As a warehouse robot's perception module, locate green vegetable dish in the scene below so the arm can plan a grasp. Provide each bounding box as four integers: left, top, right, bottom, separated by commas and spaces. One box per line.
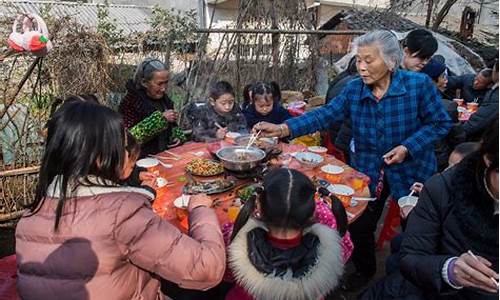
129, 111, 169, 144
237, 185, 256, 203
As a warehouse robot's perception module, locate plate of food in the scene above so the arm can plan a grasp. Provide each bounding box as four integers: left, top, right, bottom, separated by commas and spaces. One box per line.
236, 183, 260, 203
183, 179, 236, 195
186, 158, 224, 176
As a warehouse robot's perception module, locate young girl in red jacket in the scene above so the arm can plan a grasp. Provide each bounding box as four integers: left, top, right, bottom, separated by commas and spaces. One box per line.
222, 168, 352, 300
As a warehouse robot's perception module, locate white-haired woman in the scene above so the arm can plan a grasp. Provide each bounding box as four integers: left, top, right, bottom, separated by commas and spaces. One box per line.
119, 58, 179, 156
254, 30, 452, 288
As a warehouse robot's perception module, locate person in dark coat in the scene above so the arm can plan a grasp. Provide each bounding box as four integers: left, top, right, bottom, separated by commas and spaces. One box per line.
399, 122, 499, 299
446, 68, 493, 103
360, 122, 498, 300
119, 58, 178, 157
421, 57, 462, 171
458, 60, 499, 142
242, 82, 291, 129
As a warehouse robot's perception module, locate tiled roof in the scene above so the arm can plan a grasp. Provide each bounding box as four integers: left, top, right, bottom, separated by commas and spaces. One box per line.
0, 0, 153, 34
319, 8, 421, 32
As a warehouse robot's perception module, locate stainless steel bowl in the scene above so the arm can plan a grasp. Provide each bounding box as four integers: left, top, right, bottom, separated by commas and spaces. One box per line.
215, 146, 266, 171
234, 135, 278, 153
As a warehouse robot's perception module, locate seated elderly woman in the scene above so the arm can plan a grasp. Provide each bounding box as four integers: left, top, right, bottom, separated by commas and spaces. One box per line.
119, 58, 179, 157
16, 99, 226, 299
254, 30, 452, 288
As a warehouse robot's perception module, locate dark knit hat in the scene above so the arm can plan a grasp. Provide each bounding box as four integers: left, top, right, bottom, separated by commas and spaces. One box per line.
421, 57, 447, 80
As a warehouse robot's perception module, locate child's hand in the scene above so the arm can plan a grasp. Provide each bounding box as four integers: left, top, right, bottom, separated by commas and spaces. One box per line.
216, 128, 227, 139
139, 171, 157, 183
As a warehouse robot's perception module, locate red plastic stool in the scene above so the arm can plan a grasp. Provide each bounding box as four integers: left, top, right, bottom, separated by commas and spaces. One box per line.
0, 254, 18, 300
322, 132, 347, 163
376, 198, 401, 249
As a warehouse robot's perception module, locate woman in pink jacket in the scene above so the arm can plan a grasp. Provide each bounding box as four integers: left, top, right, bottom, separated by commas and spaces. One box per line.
15, 97, 226, 299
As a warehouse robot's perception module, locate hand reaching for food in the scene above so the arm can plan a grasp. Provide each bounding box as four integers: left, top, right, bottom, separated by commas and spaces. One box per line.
216, 128, 227, 139
188, 194, 213, 212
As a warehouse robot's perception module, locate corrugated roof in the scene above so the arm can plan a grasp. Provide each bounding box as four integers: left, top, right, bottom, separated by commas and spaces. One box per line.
0, 0, 153, 34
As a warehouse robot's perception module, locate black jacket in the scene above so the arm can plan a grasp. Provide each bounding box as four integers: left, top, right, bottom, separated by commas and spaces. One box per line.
242, 103, 292, 129
400, 152, 498, 300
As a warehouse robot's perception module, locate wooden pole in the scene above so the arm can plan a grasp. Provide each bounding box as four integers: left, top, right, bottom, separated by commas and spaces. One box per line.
0, 57, 42, 120
195, 28, 366, 35
0, 165, 40, 177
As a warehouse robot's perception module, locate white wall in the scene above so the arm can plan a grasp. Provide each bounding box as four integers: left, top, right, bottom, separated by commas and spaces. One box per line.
92, 0, 198, 11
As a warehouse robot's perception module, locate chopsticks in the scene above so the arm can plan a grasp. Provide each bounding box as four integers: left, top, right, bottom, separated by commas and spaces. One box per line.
149, 154, 177, 161
468, 250, 499, 288
215, 122, 224, 130
246, 130, 262, 149
149, 150, 182, 161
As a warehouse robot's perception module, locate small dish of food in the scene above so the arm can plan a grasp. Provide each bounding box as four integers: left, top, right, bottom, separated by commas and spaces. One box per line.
186, 158, 224, 177
308, 146, 328, 155
184, 179, 236, 195
293, 152, 324, 167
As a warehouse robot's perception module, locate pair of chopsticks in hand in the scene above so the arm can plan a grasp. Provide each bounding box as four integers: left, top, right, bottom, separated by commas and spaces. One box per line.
246, 130, 262, 149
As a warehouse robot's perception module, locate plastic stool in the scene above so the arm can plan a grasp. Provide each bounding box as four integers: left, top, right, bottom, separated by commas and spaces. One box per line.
376, 198, 401, 249
0, 254, 18, 300
322, 132, 347, 163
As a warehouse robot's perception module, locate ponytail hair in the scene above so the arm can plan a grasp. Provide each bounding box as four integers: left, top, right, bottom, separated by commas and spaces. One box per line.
317, 187, 348, 237
230, 186, 263, 242
250, 81, 273, 103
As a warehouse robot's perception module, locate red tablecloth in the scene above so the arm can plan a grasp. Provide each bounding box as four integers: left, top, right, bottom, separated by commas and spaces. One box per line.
150, 142, 370, 231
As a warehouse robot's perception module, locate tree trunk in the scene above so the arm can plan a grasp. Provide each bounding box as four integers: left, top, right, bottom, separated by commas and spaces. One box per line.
432, 0, 459, 31
425, 0, 434, 28
270, 0, 280, 81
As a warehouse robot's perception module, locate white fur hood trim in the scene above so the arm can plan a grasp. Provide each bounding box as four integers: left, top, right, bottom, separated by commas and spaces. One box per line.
228, 218, 344, 300
46, 175, 155, 200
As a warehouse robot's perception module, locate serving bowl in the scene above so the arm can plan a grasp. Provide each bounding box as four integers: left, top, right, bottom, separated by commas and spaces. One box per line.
216, 146, 266, 171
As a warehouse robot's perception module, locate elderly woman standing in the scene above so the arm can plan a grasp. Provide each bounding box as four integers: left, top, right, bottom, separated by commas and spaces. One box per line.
255, 30, 452, 288
119, 58, 178, 157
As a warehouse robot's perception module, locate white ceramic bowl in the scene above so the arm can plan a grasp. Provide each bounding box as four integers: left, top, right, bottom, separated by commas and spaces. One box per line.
398, 195, 418, 208
174, 195, 191, 208
294, 152, 324, 167
320, 164, 344, 175
156, 177, 168, 188
328, 184, 354, 196
226, 132, 242, 139
308, 146, 328, 154
136, 158, 159, 168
